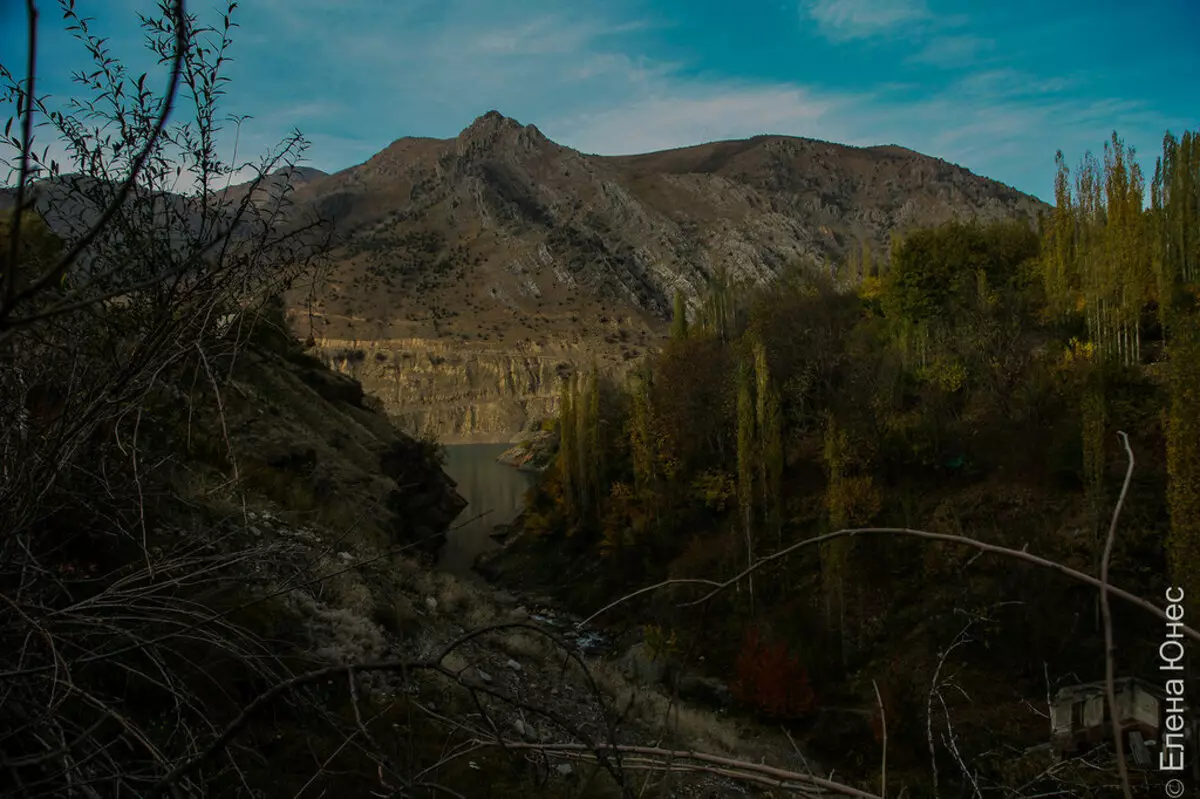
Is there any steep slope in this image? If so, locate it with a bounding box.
[233,113,1053,439]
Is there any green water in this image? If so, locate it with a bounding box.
[436,443,536,576]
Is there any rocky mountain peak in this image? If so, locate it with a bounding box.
[255,115,1049,441]
[455,110,550,159]
[463,109,519,132]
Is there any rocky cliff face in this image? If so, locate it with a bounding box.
[312,334,643,443]
[251,110,1049,441]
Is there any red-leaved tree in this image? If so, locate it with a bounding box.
[730,626,816,719]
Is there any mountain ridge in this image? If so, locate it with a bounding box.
[261,109,1049,440]
[6,111,1050,441]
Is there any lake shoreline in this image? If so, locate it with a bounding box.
[435,443,536,577]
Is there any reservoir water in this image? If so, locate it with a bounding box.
[436,443,536,577]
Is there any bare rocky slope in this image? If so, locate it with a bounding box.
[269,111,1046,441]
[13,112,1043,442]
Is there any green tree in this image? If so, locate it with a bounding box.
[1041,151,1080,321]
[1050,133,1153,365]
[821,414,883,662]
[697,266,741,343]
[821,415,852,663]
[670,288,689,340]
[736,358,757,612]
[628,367,657,498]
[588,367,603,499]
[1152,130,1200,328]
[883,220,1038,369]
[1101,131,1150,364]
[1156,129,1200,601]
[575,370,591,517]
[753,338,783,550]
[1167,321,1200,604]
[557,373,577,522]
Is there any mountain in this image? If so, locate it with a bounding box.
[262,111,1045,441]
[9,112,1048,442]
[276,110,1043,328]
[221,165,330,210]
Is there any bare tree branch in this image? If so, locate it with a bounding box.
[1100,431,1135,799]
[872,679,887,799]
[681,526,1200,643]
[0,0,189,328]
[3,0,39,309]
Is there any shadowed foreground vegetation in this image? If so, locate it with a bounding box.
[3,1,1199,797]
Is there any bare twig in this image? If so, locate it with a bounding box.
[0,0,189,327]
[469,741,881,798]
[3,0,39,309]
[923,608,993,799]
[1100,431,1135,799]
[873,679,887,799]
[576,578,721,628]
[680,526,1200,643]
[146,621,628,797]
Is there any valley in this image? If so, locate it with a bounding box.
[2,3,1198,795]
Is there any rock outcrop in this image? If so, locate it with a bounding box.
[496,429,558,472]
[310,335,641,442]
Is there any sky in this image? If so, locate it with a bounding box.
[1,0,1197,203]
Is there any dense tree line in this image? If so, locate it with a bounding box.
[1042,131,1200,600]
[519,127,1200,786]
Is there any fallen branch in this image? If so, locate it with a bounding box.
[471,740,881,798]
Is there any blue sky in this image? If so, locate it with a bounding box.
[2,0,1197,203]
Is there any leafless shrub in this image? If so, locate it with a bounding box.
[0,1,332,794]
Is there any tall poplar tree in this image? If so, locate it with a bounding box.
[1154,130,1200,326]
[763,384,784,552]
[862,238,875,280]
[1102,132,1149,364]
[585,366,603,513]
[1167,322,1200,605]
[670,289,689,340]
[698,266,736,342]
[629,368,656,497]
[736,358,757,612]
[575,371,591,518]
[821,415,852,665]
[753,338,784,550]
[1155,128,1200,599]
[558,373,577,522]
[1042,151,1079,321]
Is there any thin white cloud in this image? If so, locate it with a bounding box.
[239,0,1178,203]
[471,16,653,56]
[550,85,853,155]
[954,69,1076,100]
[907,34,994,67]
[9,0,1183,206]
[801,0,930,41]
[540,57,1177,203]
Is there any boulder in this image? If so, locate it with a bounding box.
[618,642,667,686]
[676,672,733,709]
